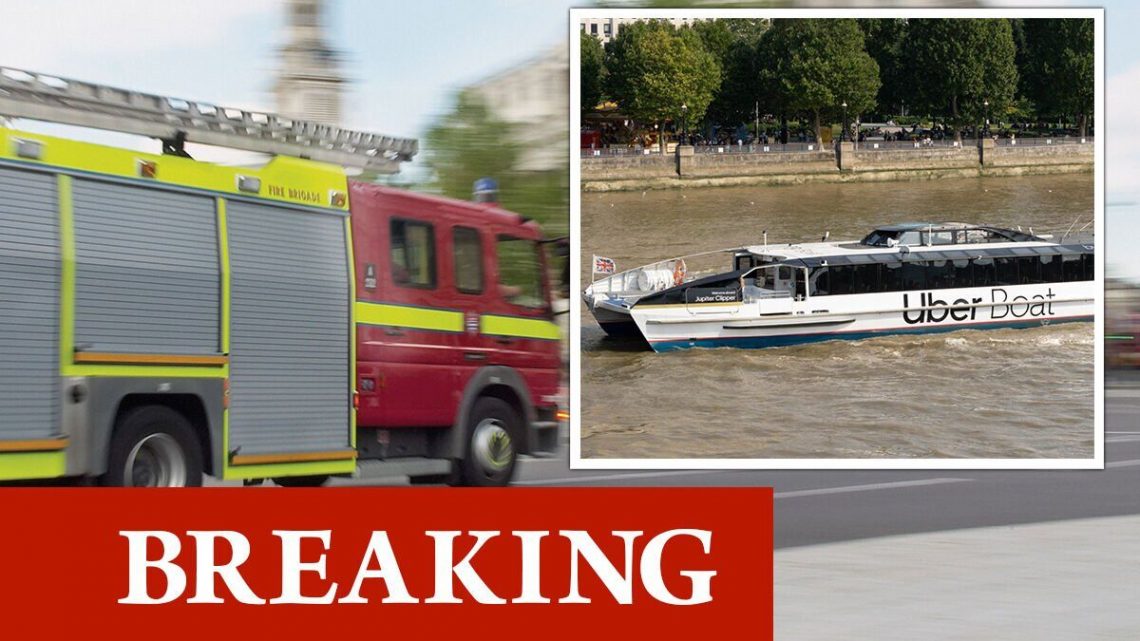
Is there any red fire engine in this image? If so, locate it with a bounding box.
[0,68,563,487]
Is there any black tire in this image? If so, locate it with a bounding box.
[273,475,329,487]
[100,405,203,487]
[455,397,520,487]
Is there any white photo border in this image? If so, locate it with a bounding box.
[569,7,1105,470]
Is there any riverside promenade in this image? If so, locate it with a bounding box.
[581,138,1094,191]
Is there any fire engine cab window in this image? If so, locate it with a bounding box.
[453,226,483,294]
[390,219,436,288]
[496,235,544,308]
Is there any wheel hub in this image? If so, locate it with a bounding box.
[124,433,187,487]
[472,418,513,476]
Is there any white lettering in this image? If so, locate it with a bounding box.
[271,530,337,605]
[513,530,551,604]
[119,531,186,605]
[560,530,642,605]
[640,529,716,606]
[340,531,418,603]
[425,531,506,605]
[185,531,264,605]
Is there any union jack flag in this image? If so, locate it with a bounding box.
[592,255,616,274]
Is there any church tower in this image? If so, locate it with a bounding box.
[275,0,345,126]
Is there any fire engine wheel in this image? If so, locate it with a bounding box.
[101,406,203,487]
[459,397,520,487]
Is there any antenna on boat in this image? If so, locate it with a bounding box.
[1061,215,1082,241]
[821,231,830,242]
[763,230,768,250]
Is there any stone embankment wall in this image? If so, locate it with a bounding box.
[581,141,1094,192]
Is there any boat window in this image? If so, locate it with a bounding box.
[852,263,879,293]
[798,250,1090,295]
[390,218,437,289]
[751,270,771,289]
[1062,254,1083,282]
[810,267,830,296]
[829,265,853,295]
[994,257,1018,285]
[734,255,756,272]
[921,231,957,246]
[861,230,895,246]
[1040,255,1062,283]
[973,258,995,286]
[453,226,484,294]
[898,231,922,246]
[927,260,954,288]
[1018,256,1042,284]
[900,261,926,289]
[778,266,792,281]
[495,235,545,308]
[963,229,988,244]
[953,259,973,288]
[880,261,902,291]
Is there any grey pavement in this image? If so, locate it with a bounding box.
[775,515,1140,640]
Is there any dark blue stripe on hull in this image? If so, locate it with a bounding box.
[650,316,1093,352]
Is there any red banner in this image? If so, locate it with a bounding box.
[0,488,772,639]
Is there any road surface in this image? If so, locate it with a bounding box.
[515,381,1140,549]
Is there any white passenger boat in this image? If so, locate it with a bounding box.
[584,223,1095,352]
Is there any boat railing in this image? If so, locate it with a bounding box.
[590,258,689,297]
[588,248,741,298]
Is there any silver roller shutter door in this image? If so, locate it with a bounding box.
[227,201,350,454]
[72,179,220,355]
[0,167,60,441]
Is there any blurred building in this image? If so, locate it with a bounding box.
[582,3,982,44]
[580,17,704,44]
[468,45,568,172]
[275,0,345,126]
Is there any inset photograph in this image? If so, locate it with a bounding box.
[571,9,1103,467]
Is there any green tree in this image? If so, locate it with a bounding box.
[689,18,737,64]
[423,89,519,202]
[691,19,769,128]
[1010,18,1031,99]
[756,19,880,144]
[605,20,721,151]
[904,19,1018,141]
[857,18,908,117]
[580,30,606,112]
[1021,18,1094,137]
[422,90,568,239]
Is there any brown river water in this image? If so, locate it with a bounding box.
[579,174,1095,459]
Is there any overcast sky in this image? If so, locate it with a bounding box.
[0,0,576,171]
[1,1,1135,277]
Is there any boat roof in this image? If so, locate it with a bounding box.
[742,223,1093,262]
[783,243,1092,269]
[874,221,974,232]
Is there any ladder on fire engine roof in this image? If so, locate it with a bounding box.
[0,66,418,174]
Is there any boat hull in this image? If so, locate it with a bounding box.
[631,283,1095,352]
[647,315,1092,352]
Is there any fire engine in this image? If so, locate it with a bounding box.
[0,67,563,487]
